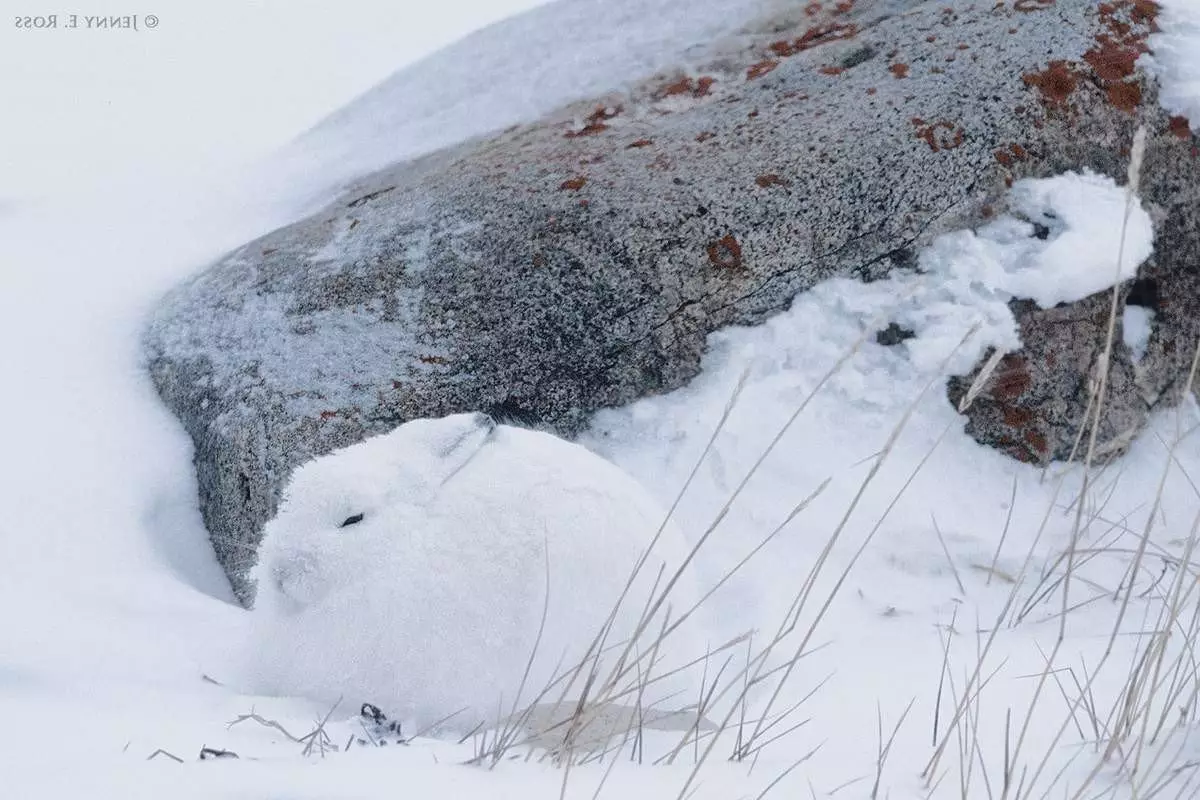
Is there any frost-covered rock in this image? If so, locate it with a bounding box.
[145,0,1200,599]
[243,413,702,729]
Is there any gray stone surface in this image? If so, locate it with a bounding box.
[145,0,1199,603]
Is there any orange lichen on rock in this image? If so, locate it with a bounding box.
[889,63,910,78]
[707,235,744,270]
[769,23,858,57]
[913,119,966,152]
[747,59,780,80]
[1024,429,1049,457]
[1130,0,1159,25]
[1080,0,1158,112]
[990,356,1033,400]
[626,139,654,149]
[657,75,716,99]
[820,65,846,75]
[1083,34,1144,81]
[1002,406,1034,427]
[995,142,1030,167]
[1022,60,1078,106]
[559,176,587,191]
[564,105,621,138]
[1106,81,1142,112]
[1168,115,1192,140]
[755,173,791,188]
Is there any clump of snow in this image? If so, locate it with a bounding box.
[244,413,700,729]
[1123,304,1155,362]
[1145,0,1200,132]
[1000,173,1151,307]
[783,171,1150,383]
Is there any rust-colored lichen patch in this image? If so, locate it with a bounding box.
[1022,60,1078,106]
[889,63,909,78]
[995,142,1030,167]
[707,235,744,270]
[747,59,780,80]
[627,139,654,149]
[1002,406,1035,427]
[913,119,966,152]
[1130,0,1159,25]
[657,75,716,99]
[1105,80,1142,112]
[819,65,846,76]
[1168,115,1192,140]
[755,173,791,188]
[990,355,1033,400]
[563,105,621,138]
[658,77,692,98]
[559,176,587,191]
[770,23,858,57]
[1078,0,1159,112]
[1083,34,1144,81]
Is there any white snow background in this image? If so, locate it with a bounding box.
[2,0,1200,798]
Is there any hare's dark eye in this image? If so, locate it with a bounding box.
[340,513,365,528]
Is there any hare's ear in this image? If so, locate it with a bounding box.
[391,413,497,496]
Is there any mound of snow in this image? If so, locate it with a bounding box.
[1146,0,1200,132]
[243,413,700,728]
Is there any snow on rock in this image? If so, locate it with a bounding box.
[1146,0,1200,133]
[583,168,1155,624]
[243,413,701,729]
[285,0,775,197]
[1000,173,1151,308]
[875,171,1149,370]
[1123,304,1155,363]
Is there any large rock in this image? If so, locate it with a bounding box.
[146,0,1198,603]
[947,0,1200,464]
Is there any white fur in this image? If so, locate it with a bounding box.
[242,413,700,729]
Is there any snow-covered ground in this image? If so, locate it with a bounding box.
[3,1,1200,798]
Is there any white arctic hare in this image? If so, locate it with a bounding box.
[246,413,701,730]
